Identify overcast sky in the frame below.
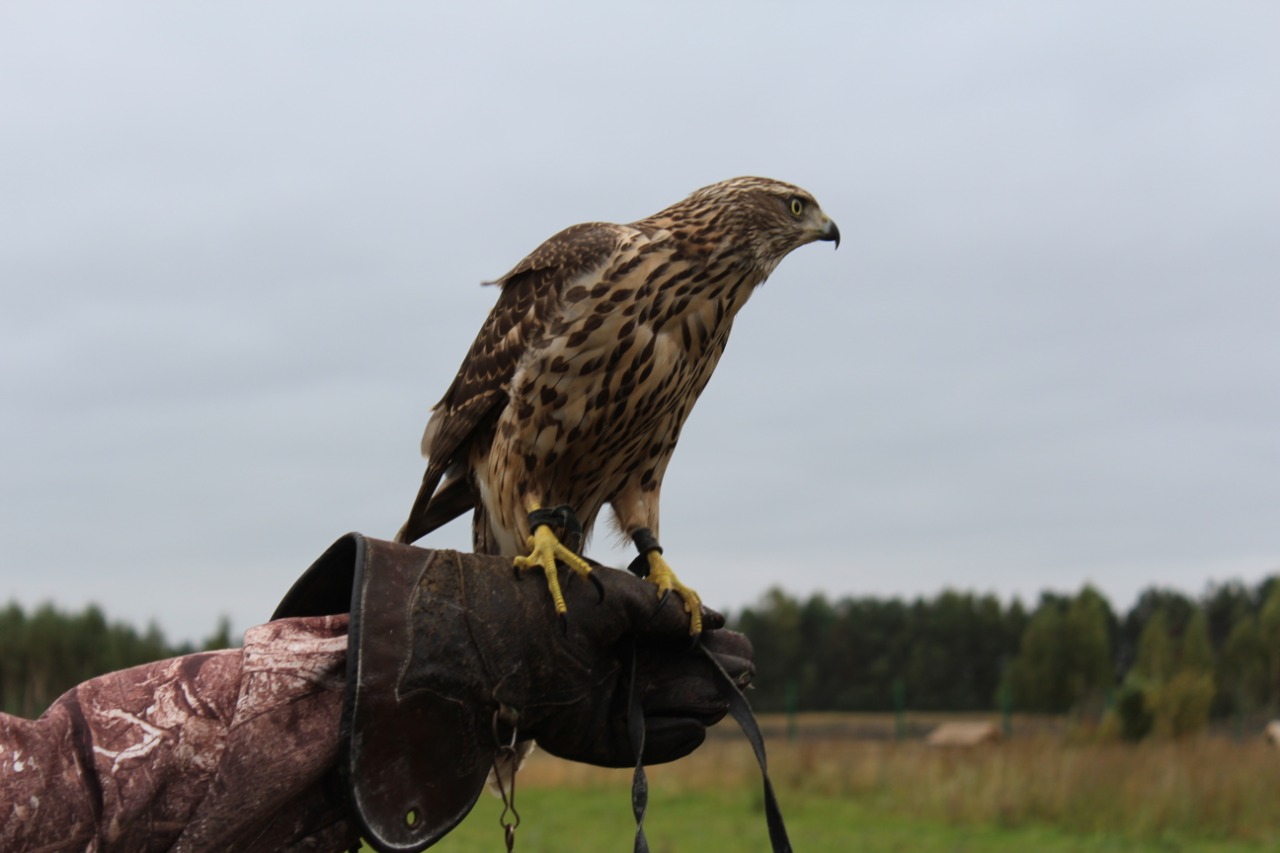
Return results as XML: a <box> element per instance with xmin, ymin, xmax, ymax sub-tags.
<box><xmin>2</xmin><ymin>2</ymin><xmax>1278</xmax><ymax>644</ymax></box>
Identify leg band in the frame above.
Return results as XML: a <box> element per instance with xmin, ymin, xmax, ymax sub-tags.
<box><xmin>527</xmin><ymin>505</ymin><xmax>584</xmax><ymax>554</ymax></box>
<box><xmin>628</xmin><ymin>527</ymin><xmax>662</xmax><ymax>578</ymax></box>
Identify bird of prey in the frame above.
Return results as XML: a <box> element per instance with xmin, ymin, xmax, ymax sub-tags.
<box><xmin>396</xmin><ymin>176</ymin><xmax>839</xmax><ymax>633</ymax></box>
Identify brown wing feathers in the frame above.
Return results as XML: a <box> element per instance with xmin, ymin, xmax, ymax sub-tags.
<box><xmin>396</xmin><ymin>223</ymin><xmax>622</xmax><ymax>545</ymax></box>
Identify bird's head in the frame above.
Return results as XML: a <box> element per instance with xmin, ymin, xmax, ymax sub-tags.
<box><xmin>675</xmin><ymin>176</ymin><xmax>840</xmax><ymax>273</ymax></box>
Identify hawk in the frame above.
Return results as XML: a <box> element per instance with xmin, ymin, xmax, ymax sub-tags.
<box><xmin>396</xmin><ymin>176</ymin><xmax>839</xmax><ymax>633</ymax></box>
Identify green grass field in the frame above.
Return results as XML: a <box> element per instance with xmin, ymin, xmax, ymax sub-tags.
<box><xmin>431</xmin><ymin>788</ymin><xmax>1269</xmax><ymax>853</ymax></box>
<box><xmin>386</xmin><ymin>714</ymin><xmax>1280</xmax><ymax>852</ymax></box>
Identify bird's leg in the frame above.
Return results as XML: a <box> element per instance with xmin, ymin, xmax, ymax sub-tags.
<box><xmin>628</xmin><ymin>528</ymin><xmax>703</xmax><ymax>635</ymax></box>
<box><xmin>513</xmin><ymin>502</ymin><xmax>600</xmax><ymax>621</ymax></box>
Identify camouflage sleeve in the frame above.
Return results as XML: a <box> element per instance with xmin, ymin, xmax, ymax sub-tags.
<box><xmin>0</xmin><ymin>614</ymin><xmax>356</xmax><ymax>852</ymax></box>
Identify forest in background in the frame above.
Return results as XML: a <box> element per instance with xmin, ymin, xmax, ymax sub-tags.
<box><xmin>732</xmin><ymin>573</ymin><xmax>1280</xmax><ymax>739</ymax></box>
<box><xmin>3</xmin><ymin>573</ymin><xmax>1279</xmax><ymax>739</ymax></box>
<box><xmin>0</xmin><ymin>603</ymin><xmax>234</xmax><ymax>718</ymax></box>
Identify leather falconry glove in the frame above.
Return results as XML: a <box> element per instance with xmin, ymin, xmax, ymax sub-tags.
<box><xmin>273</xmin><ymin>534</ymin><xmax>754</xmax><ymax>853</ymax></box>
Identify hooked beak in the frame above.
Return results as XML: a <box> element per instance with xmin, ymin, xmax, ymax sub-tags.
<box><xmin>818</xmin><ymin>217</ymin><xmax>840</xmax><ymax>249</ymax></box>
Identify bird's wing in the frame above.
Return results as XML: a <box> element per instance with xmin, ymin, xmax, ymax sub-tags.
<box><xmin>396</xmin><ymin>221</ymin><xmax>626</xmax><ymax>545</ymax></box>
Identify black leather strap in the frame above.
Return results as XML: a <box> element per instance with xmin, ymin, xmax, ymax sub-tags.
<box><xmin>627</xmin><ymin>639</ymin><xmax>792</xmax><ymax>853</ymax></box>
<box><xmin>628</xmin><ymin>639</ymin><xmax>651</xmax><ymax>853</ymax></box>
<box><xmin>627</xmin><ymin>527</ymin><xmax>663</xmax><ymax>578</ymax></box>
<box><xmin>527</xmin><ymin>505</ymin><xmax>584</xmax><ymax>554</ymax></box>
<box><xmin>701</xmin><ymin>645</ymin><xmax>793</xmax><ymax>852</ymax></box>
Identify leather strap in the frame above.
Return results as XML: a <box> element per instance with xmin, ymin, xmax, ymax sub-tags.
<box><xmin>628</xmin><ymin>639</ymin><xmax>651</xmax><ymax>853</ymax></box>
<box><xmin>627</xmin><ymin>527</ymin><xmax>662</xmax><ymax>579</ymax></box>
<box><xmin>527</xmin><ymin>505</ymin><xmax>584</xmax><ymax>554</ymax></box>
<box><xmin>628</xmin><ymin>640</ymin><xmax>792</xmax><ymax>853</ymax></box>
<box><xmin>702</xmin><ymin>645</ymin><xmax>793</xmax><ymax>853</ymax></box>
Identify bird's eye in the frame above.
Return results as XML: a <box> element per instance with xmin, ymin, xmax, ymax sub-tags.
<box><xmin>790</xmin><ymin>198</ymin><xmax>804</xmax><ymax>217</ymax></box>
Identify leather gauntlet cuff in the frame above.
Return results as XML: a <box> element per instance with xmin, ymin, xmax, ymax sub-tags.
<box><xmin>275</xmin><ymin>535</ymin><xmax>498</xmax><ymax>852</ymax></box>
<box><xmin>345</xmin><ymin>538</ymin><xmax>498</xmax><ymax>852</ymax></box>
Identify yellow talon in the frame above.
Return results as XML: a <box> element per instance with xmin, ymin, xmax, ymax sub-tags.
<box><xmin>644</xmin><ymin>551</ymin><xmax>703</xmax><ymax>634</ymax></box>
<box><xmin>513</xmin><ymin>523</ymin><xmax>595</xmax><ymax>617</ymax></box>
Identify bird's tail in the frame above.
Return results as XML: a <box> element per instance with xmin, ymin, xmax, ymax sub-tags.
<box><xmin>396</xmin><ymin>470</ymin><xmax>476</xmax><ymax>544</ymax></box>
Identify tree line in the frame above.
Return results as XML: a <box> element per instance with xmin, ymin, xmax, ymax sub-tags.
<box><xmin>728</xmin><ymin>574</ymin><xmax>1280</xmax><ymax>738</ymax></box>
<box><xmin>4</xmin><ymin>574</ymin><xmax>1279</xmax><ymax>738</ymax></box>
<box><xmin>0</xmin><ymin>602</ymin><xmax>233</xmax><ymax>718</ymax></box>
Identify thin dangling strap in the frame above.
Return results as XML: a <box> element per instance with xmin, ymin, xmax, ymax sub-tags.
<box><xmin>626</xmin><ymin>638</ymin><xmax>793</xmax><ymax>853</ymax></box>
<box><xmin>628</xmin><ymin>638</ymin><xmax>651</xmax><ymax>853</ymax></box>
<box><xmin>700</xmin><ymin>644</ymin><xmax>792</xmax><ymax>853</ymax></box>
